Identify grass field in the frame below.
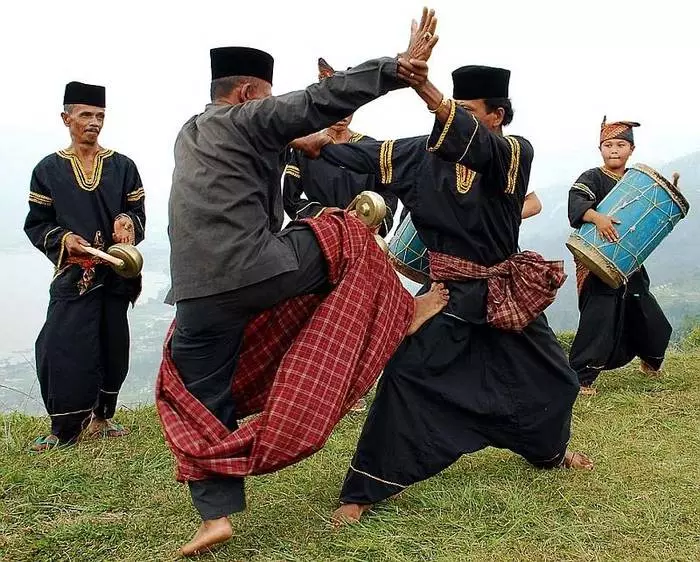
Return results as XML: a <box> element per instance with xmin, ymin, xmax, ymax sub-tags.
<box><xmin>1</xmin><ymin>353</ymin><xmax>699</xmax><ymax>561</ymax></box>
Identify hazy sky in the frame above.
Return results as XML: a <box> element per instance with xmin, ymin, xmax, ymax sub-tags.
<box><xmin>3</xmin><ymin>0</ymin><xmax>699</xmax><ymax>230</ymax></box>
<box><xmin>2</xmin><ymin>0</ymin><xmax>699</xmax><ymax>353</ymax></box>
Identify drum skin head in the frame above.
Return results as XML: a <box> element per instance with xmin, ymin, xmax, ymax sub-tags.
<box><xmin>566</xmin><ymin>235</ymin><xmax>624</xmax><ymax>289</ymax></box>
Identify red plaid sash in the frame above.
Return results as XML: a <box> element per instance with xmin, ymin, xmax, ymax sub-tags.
<box><xmin>429</xmin><ymin>250</ymin><xmax>566</xmax><ymax>332</ymax></box>
<box><xmin>156</xmin><ymin>213</ymin><xmax>414</xmax><ymax>481</ymax></box>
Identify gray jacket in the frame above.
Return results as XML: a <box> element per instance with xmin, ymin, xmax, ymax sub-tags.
<box><xmin>166</xmin><ymin>56</ymin><xmax>403</xmax><ymax>303</ymax></box>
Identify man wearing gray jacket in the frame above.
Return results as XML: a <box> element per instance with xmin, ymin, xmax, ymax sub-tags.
<box><xmin>164</xmin><ymin>9</ymin><xmax>441</xmax><ymax>556</ymax></box>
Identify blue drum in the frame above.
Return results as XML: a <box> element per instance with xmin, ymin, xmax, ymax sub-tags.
<box><xmin>388</xmin><ymin>214</ymin><xmax>430</xmax><ymax>284</ymax></box>
<box><xmin>566</xmin><ymin>164</ymin><xmax>690</xmax><ymax>289</ymax></box>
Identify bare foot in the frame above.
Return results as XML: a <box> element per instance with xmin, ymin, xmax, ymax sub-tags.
<box><xmin>640</xmin><ymin>361</ymin><xmax>662</xmax><ymax>378</ymax></box>
<box><xmin>332</xmin><ymin>503</ymin><xmax>372</xmax><ymax>528</ymax></box>
<box><xmin>178</xmin><ymin>517</ymin><xmax>233</xmax><ymax>557</ymax></box>
<box><xmin>407</xmin><ymin>283</ymin><xmax>449</xmax><ymax>336</ymax></box>
<box><xmin>563</xmin><ymin>450</ymin><xmax>594</xmax><ymax>470</ymax></box>
<box><xmin>578</xmin><ymin>385</ymin><xmax>597</xmax><ymax>396</ymax></box>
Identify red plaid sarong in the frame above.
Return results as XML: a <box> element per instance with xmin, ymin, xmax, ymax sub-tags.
<box><xmin>429</xmin><ymin>250</ymin><xmax>566</xmax><ymax>332</ymax></box>
<box><xmin>156</xmin><ymin>213</ymin><xmax>414</xmax><ymax>481</ymax></box>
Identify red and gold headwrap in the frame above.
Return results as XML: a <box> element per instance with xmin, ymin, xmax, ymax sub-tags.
<box><xmin>600</xmin><ymin>115</ymin><xmax>640</xmax><ymax>146</ymax></box>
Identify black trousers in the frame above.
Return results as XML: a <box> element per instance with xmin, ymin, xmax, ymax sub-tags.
<box><xmin>36</xmin><ymin>289</ymin><xmax>130</xmax><ymax>443</ymax></box>
<box><xmin>570</xmin><ymin>270</ymin><xmax>672</xmax><ymax>387</ymax></box>
<box><xmin>339</xmin><ymin>307</ymin><xmax>577</xmax><ymax>506</ymax></box>
<box><xmin>171</xmin><ymin>225</ymin><xmax>330</xmax><ymax>520</ymax></box>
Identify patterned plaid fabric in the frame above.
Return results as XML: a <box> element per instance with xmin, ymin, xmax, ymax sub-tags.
<box><xmin>574</xmin><ymin>257</ymin><xmax>590</xmax><ymax>295</ymax></box>
<box><xmin>429</xmin><ymin>250</ymin><xmax>567</xmax><ymax>332</ymax></box>
<box><xmin>156</xmin><ymin>213</ymin><xmax>414</xmax><ymax>481</ymax></box>
<box><xmin>599</xmin><ymin>117</ymin><xmax>640</xmax><ymax>145</ymax></box>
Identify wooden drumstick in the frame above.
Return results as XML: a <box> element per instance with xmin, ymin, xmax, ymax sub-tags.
<box><xmin>672</xmin><ymin>172</ymin><xmax>680</xmax><ymax>188</ymax></box>
<box><xmin>80</xmin><ymin>245</ymin><xmax>126</xmax><ymax>268</ymax></box>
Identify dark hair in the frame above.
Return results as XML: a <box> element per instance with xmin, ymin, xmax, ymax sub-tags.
<box><xmin>484</xmin><ymin>98</ymin><xmax>514</xmax><ymax>127</ymax></box>
<box><xmin>210</xmin><ymin>76</ymin><xmax>248</xmax><ymax>101</ymax></box>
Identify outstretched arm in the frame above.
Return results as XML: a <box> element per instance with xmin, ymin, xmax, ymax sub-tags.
<box><xmin>240</xmin><ymin>8</ymin><xmax>439</xmax><ymax>153</ymax></box>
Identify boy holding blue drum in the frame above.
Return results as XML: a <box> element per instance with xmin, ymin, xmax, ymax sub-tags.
<box><xmin>568</xmin><ymin>118</ymin><xmax>672</xmax><ymax>396</ymax></box>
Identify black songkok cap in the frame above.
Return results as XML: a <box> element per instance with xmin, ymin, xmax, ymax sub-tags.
<box><xmin>452</xmin><ymin>66</ymin><xmax>510</xmax><ymax>100</ymax></box>
<box><xmin>63</xmin><ymin>81</ymin><xmax>106</xmax><ymax>108</ymax></box>
<box><xmin>210</xmin><ymin>47</ymin><xmax>274</xmax><ymax>84</ymax></box>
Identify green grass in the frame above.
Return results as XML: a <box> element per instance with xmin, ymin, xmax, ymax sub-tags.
<box><xmin>2</xmin><ymin>354</ymin><xmax>700</xmax><ymax>561</ymax></box>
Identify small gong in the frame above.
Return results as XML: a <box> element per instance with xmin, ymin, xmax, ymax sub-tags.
<box><xmin>348</xmin><ymin>191</ymin><xmax>387</xmax><ymax>229</ymax></box>
<box><xmin>107</xmin><ymin>244</ymin><xmax>143</xmax><ymax>278</ymax></box>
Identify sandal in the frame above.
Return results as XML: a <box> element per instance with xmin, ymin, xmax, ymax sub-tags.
<box><xmin>84</xmin><ymin>420</ymin><xmax>130</xmax><ymax>440</ymax></box>
<box><xmin>28</xmin><ymin>434</ymin><xmax>61</xmax><ymax>453</ymax></box>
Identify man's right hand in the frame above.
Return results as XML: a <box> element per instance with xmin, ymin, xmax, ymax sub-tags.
<box><xmin>65</xmin><ymin>233</ymin><xmax>91</xmax><ymax>257</ymax></box>
<box><xmin>593</xmin><ymin>213</ymin><xmax>621</xmax><ymax>243</ymax></box>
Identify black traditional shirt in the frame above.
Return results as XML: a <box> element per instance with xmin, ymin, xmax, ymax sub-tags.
<box><xmin>321</xmin><ymin>100</ymin><xmax>534</xmax><ymax>322</ymax></box>
<box><xmin>568</xmin><ymin>166</ymin><xmax>624</xmax><ymax>228</ymax></box>
<box><xmin>24</xmin><ymin>149</ymin><xmax>145</xmax><ymax>300</ymax></box>
<box><xmin>282</xmin><ymin>133</ymin><xmax>398</xmax><ymax>236</ymax></box>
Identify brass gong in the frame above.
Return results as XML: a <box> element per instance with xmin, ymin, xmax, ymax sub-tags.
<box><xmin>81</xmin><ymin>243</ymin><xmax>143</xmax><ymax>278</ymax></box>
<box><xmin>346</xmin><ymin>191</ymin><xmax>387</xmax><ymax>229</ymax></box>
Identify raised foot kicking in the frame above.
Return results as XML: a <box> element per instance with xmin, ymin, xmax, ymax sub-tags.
<box><xmin>407</xmin><ymin>282</ymin><xmax>449</xmax><ymax>336</ymax></box>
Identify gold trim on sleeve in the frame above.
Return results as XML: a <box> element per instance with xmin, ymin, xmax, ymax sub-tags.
<box><xmin>504</xmin><ymin>137</ymin><xmax>521</xmax><ymax>194</ymax></box>
<box><xmin>379</xmin><ymin>140</ymin><xmax>395</xmax><ymax>184</ymax></box>
<box><xmin>283</xmin><ymin>164</ymin><xmax>301</xmax><ymax>179</ymax></box>
<box><xmin>426</xmin><ymin>99</ymin><xmax>456</xmax><ymax>152</ymax></box>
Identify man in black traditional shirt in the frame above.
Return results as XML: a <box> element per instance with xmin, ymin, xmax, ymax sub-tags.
<box><xmin>283</xmin><ymin>58</ymin><xmax>398</xmax><ymax>239</ymax></box>
<box><xmin>312</xmin><ymin>63</ymin><xmax>594</xmax><ymax>525</ymax></box>
<box><xmin>24</xmin><ymin>81</ymin><xmax>145</xmax><ymax>452</ymax></box>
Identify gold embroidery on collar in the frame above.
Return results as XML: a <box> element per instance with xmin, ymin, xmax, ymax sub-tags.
<box><xmin>349</xmin><ymin>133</ymin><xmax>364</xmax><ymax>143</ymax></box>
<box><xmin>455</xmin><ymin>164</ymin><xmax>476</xmax><ymax>194</ymax></box>
<box><xmin>599</xmin><ymin>167</ymin><xmax>622</xmax><ymax>182</ymax></box>
<box><xmin>57</xmin><ymin>149</ymin><xmax>114</xmax><ymax>191</ymax></box>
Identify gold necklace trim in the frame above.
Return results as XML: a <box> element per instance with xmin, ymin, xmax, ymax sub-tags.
<box><xmin>57</xmin><ymin>149</ymin><xmax>114</xmax><ymax>191</ymax></box>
